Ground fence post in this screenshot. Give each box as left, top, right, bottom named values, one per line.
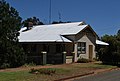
left=62, top=51, right=66, bottom=64
left=41, top=51, right=47, bottom=65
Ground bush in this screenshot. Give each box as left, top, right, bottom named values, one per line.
left=0, top=63, right=10, bottom=69
left=77, top=58, right=89, bottom=63
left=111, top=52, right=120, bottom=65
left=22, top=62, right=36, bottom=67
left=93, top=58, right=99, bottom=61
left=98, top=34, right=120, bottom=66
left=29, top=68, right=56, bottom=75
left=101, top=52, right=120, bottom=65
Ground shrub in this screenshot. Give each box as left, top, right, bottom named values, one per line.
left=29, top=68, right=39, bottom=74
left=0, top=63, right=10, bottom=69
left=22, top=62, right=36, bottom=67
left=111, top=52, right=120, bottom=65
left=98, top=34, right=120, bottom=66
left=29, top=68, right=56, bottom=75
left=93, top=58, right=99, bottom=61
left=77, top=58, right=89, bottom=63
left=101, top=52, right=120, bottom=65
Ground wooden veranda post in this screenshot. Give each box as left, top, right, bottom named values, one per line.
left=72, top=52, right=75, bottom=62
left=62, top=51, right=66, bottom=63
left=41, top=51, right=47, bottom=65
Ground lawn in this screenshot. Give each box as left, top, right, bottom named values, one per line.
left=0, top=62, right=117, bottom=81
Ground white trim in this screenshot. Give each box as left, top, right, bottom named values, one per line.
left=96, top=40, right=109, bottom=45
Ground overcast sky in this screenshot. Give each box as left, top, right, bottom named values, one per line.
left=6, top=0, right=120, bottom=36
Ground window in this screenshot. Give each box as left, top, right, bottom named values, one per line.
left=77, top=42, right=86, bottom=54
left=56, top=44, right=63, bottom=53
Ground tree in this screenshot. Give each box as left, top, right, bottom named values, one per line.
left=117, top=29, right=120, bottom=36
left=22, top=17, right=44, bottom=29
left=0, top=0, right=26, bottom=68
left=98, top=31, right=120, bottom=65
left=116, top=29, right=120, bottom=53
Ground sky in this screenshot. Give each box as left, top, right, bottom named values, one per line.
left=5, top=0, right=120, bottom=36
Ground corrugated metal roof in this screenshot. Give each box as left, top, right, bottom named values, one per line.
left=19, top=22, right=88, bottom=42
left=96, top=40, right=109, bottom=45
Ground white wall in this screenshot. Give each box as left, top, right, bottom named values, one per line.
left=77, top=35, right=96, bottom=60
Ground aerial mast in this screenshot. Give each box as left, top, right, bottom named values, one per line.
left=58, top=12, right=61, bottom=22
left=49, top=0, right=52, bottom=24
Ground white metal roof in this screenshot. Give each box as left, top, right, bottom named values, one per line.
left=96, top=40, right=109, bottom=45
left=19, top=22, right=88, bottom=42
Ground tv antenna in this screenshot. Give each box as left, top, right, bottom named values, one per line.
left=49, top=0, right=52, bottom=24
left=58, top=12, right=61, bottom=22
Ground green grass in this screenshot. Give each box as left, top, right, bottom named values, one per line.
left=76, top=63, right=116, bottom=70
left=0, top=63, right=117, bottom=81
left=0, top=71, right=30, bottom=81
left=0, top=68, right=70, bottom=81
left=88, top=63, right=117, bottom=69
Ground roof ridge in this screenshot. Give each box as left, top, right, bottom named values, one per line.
left=33, top=21, right=85, bottom=27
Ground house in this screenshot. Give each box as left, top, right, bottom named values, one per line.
left=19, top=21, right=109, bottom=64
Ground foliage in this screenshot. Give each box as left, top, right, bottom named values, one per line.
left=0, top=0, right=26, bottom=68
left=0, top=63, right=10, bottom=69
left=29, top=68, right=56, bottom=75
left=117, top=29, right=120, bottom=36
left=98, top=30, right=120, bottom=65
left=22, top=17, right=44, bottom=28
left=22, top=62, right=36, bottom=67
left=77, top=58, right=90, bottom=63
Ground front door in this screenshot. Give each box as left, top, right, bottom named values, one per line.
left=89, top=45, right=93, bottom=61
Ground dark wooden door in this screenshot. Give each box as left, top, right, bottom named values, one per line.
left=89, top=45, right=93, bottom=60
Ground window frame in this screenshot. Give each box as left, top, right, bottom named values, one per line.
left=77, top=42, right=86, bottom=55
